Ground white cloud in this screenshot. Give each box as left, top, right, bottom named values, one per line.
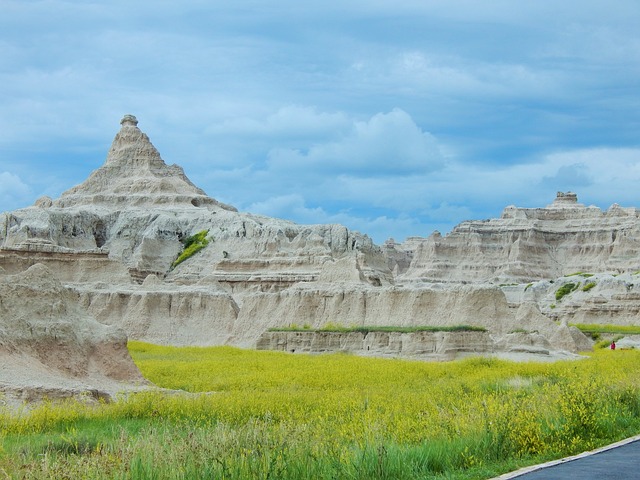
left=206, top=105, right=351, bottom=138
left=266, top=109, right=444, bottom=176
left=0, top=1, right=638, bottom=244
left=0, top=171, right=31, bottom=211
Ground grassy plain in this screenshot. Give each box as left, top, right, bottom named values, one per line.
left=1, top=343, right=640, bottom=479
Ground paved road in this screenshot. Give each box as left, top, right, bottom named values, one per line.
left=496, top=435, right=640, bottom=479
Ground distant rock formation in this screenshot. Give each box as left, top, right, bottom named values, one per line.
left=391, top=192, right=640, bottom=283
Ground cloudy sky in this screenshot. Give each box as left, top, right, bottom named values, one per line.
left=1, top=1, right=639, bottom=243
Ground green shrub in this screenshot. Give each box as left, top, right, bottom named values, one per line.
left=172, top=229, right=211, bottom=268
left=555, top=282, right=579, bottom=301
left=582, top=282, right=597, bottom=292
left=571, top=323, right=640, bottom=335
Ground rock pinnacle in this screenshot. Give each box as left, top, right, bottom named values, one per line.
left=54, top=115, right=236, bottom=210
left=120, top=114, right=138, bottom=127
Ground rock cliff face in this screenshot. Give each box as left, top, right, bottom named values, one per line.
left=256, top=329, right=586, bottom=361
left=0, top=264, right=146, bottom=404
left=1, top=115, right=389, bottom=287
left=393, top=192, right=640, bottom=284
left=0, top=116, right=602, bottom=359
left=256, top=330, right=496, bottom=360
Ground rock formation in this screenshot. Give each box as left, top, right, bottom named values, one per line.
left=0, top=264, right=147, bottom=405
left=0, top=116, right=600, bottom=363
left=391, top=192, right=640, bottom=284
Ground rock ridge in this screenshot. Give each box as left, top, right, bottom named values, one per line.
left=0, top=117, right=603, bottom=368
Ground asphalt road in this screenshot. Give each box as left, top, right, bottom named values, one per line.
left=496, top=436, right=640, bottom=479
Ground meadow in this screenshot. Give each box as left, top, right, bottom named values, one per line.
left=1, top=343, right=640, bottom=479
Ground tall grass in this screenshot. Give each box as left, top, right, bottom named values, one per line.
left=1, top=344, right=640, bottom=479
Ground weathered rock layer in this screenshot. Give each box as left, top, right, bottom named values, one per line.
left=392, top=192, right=640, bottom=284
left=1, top=116, right=609, bottom=360
left=0, top=264, right=146, bottom=404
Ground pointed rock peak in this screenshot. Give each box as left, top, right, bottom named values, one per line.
left=104, top=114, right=164, bottom=169
left=55, top=115, right=236, bottom=211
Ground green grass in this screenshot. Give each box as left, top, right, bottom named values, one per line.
left=172, top=229, right=211, bottom=268
left=572, top=323, right=640, bottom=335
left=565, top=272, right=594, bottom=278
left=2, top=344, right=640, bottom=479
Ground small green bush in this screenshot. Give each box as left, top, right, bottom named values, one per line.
left=172, top=229, right=211, bottom=268
left=582, top=282, right=597, bottom=292
left=555, top=282, right=579, bottom=301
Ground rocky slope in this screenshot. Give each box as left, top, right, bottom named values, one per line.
left=0, top=264, right=147, bottom=405
left=0, top=115, right=604, bottom=358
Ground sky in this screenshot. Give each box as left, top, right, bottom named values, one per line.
left=1, top=1, right=639, bottom=243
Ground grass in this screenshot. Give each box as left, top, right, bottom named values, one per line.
left=172, top=230, right=210, bottom=268
left=572, top=323, right=640, bottom=335
left=269, top=324, right=487, bottom=334
left=2, top=343, right=640, bottom=479
left=565, top=272, right=594, bottom=278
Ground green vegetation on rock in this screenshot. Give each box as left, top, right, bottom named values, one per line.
left=565, top=272, right=594, bottom=278
left=172, top=229, right=211, bottom=268
left=572, top=323, right=640, bottom=336
left=582, top=282, right=597, bottom=292
left=555, top=282, right=579, bottom=301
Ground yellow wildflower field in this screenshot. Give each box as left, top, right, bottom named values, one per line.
left=1, top=343, right=639, bottom=479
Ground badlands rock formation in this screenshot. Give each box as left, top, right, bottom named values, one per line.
left=256, top=330, right=495, bottom=360
left=0, top=264, right=146, bottom=405
left=0, top=115, right=599, bottom=362
left=392, top=191, right=640, bottom=284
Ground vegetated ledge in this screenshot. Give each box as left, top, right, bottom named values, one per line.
left=257, top=325, right=492, bottom=360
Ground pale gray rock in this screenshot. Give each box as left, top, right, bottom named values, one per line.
left=0, top=264, right=147, bottom=404
left=256, top=330, right=495, bottom=360
left=398, top=192, right=640, bottom=284
left=1, top=116, right=390, bottom=284
left=0, top=116, right=599, bottom=360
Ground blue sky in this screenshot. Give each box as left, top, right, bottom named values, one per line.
left=1, top=1, right=639, bottom=243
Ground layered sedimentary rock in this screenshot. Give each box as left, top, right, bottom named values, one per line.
left=0, top=116, right=596, bottom=358
left=1, top=115, right=389, bottom=288
left=233, top=283, right=514, bottom=345
left=505, top=272, right=640, bottom=328
left=0, top=264, right=146, bottom=404
left=393, top=192, right=640, bottom=284
left=256, top=329, right=586, bottom=361
left=256, top=330, right=495, bottom=360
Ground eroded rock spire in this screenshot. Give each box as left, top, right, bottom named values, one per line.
left=55, top=115, right=236, bottom=210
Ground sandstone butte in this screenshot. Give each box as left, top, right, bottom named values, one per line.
left=3, top=115, right=639, bottom=401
